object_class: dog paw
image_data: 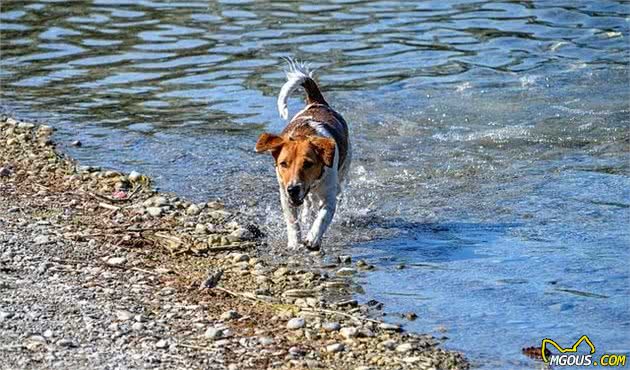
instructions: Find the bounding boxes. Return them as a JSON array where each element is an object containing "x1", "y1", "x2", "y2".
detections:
[{"x1": 302, "y1": 240, "x2": 320, "y2": 251}]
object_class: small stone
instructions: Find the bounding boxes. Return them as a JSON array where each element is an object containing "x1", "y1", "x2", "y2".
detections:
[
  {"x1": 128, "y1": 171, "x2": 142, "y2": 181},
  {"x1": 396, "y1": 264, "x2": 405, "y2": 270},
  {"x1": 71, "y1": 140, "x2": 82, "y2": 147},
  {"x1": 395, "y1": 343, "x2": 415, "y2": 353},
  {"x1": 259, "y1": 337, "x2": 274, "y2": 345},
  {"x1": 195, "y1": 223, "x2": 207, "y2": 234},
  {"x1": 146, "y1": 207, "x2": 162, "y2": 217},
  {"x1": 336, "y1": 267, "x2": 356, "y2": 276},
  {"x1": 115, "y1": 310, "x2": 133, "y2": 321},
  {"x1": 378, "y1": 323, "x2": 401, "y2": 331},
  {"x1": 204, "y1": 327, "x2": 223, "y2": 340},
  {"x1": 199, "y1": 269, "x2": 223, "y2": 289},
  {"x1": 155, "y1": 339, "x2": 168, "y2": 349},
  {"x1": 381, "y1": 339, "x2": 397, "y2": 350},
  {"x1": 273, "y1": 267, "x2": 289, "y2": 277},
  {"x1": 0, "y1": 311, "x2": 13, "y2": 322},
  {"x1": 231, "y1": 253, "x2": 249, "y2": 263},
  {"x1": 230, "y1": 227, "x2": 253, "y2": 240},
  {"x1": 34, "y1": 235, "x2": 52, "y2": 245},
  {"x1": 340, "y1": 327, "x2": 358, "y2": 339},
  {"x1": 282, "y1": 289, "x2": 315, "y2": 298},
  {"x1": 131, "y1": 322, "x2": 144, "y2": 331},
  {"x1": 17, "y1": 122, "x2": 35, "y2": 129},
  {"x1": 0, "y1": 167, "x2": 11, "y2": 177},
  {"x1": 220, "y1": 310, "x2": 240, "y2": 321},
  {"x1": 106, "y1": 257, "x2": 126, "y2": 266},
  {"x1": 322, "y1": 322, "x2": 341, "y2": 332},
  {"x1": 326, "y1": 343, "x2": 345, "y2": 353},
  {"x1": 56, "y1": 338, "x2": 77, "y2": 348},
  {"x1": 43, "y1": 329, "x2": 54, "y2": 338},
  {"x1": 287, "y1": 317, "x2": 305, "y2": 330},
  {"x1": 186, "y1": 204, "x2": 201, "y2": 215},
  {"x1": 338, "y1": 255, "x2": 352, "y2": 264},
  {"x1": 356, "y1": 259, "x2": 368, "y2": 267},
  {"x1": 404, "y1": 312, "x2": 418, "y2": 320}
]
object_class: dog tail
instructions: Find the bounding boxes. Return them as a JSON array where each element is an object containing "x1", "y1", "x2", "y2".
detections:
[{"x1": 277, "y1": 58, "x2": 328, "y2": 120}]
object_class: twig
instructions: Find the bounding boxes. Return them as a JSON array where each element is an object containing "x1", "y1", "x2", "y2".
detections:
[{"x1": 98, "y1": 202, "x2": 121, "y2": 211}]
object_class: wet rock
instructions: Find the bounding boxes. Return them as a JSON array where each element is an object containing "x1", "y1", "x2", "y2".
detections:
[
  {"x1": 336, "y1": 267, "x2": 356, "y2": 276},
  {"x1": 338, "y1": 255, "x2": 352, "y2": 264},
  {"x1": 71, "y1": 140, "x2": 82, "y2": 147},
  {"x1": 322, "y1": 322, "x2": 341, "y2": 332},
  {"x1": 340, "y1": 327, "x2": 358, "y2": 339},
  {"x1": 380, "y1": 339, "x2": 397, "y2": 350},
  {"x1": 378, "y1": 323, "x2": 401, "y2": 331},
  {"x1": 128, "y1": 171, "x2": 142, "y2": 182},
  {"x1": 287, "y1": 317, "x2": 305, "y2": 330},
  {"x1": 404, "y1": 312, "x2": 418, "y2": 320},
  {"x1": 155, "y1": 339, "x2": 168, "y2": 349},
  {"x1": 146, "y1": 207, "x2": 162, "y2": 217},
  {"x1": 326, "y1": 343, "x2": 345, "y2": 353},
  {"x1": 204, "y1": 327, "x2": 223, "y2": 340}
]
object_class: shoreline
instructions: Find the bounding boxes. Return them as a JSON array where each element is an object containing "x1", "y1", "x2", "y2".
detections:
[{"x1": 0, "y1": 116, "x2": 468, "y2": 370}]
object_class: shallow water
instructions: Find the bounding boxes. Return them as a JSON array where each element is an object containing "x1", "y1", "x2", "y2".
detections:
[{"x1": 2, "y1": 1, "x2": 629, "y2": 368}]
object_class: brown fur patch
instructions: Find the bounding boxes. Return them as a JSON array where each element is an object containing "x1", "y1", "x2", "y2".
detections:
[{"x1": 275, "y1": 138, "x2": 328, "y2": 189}]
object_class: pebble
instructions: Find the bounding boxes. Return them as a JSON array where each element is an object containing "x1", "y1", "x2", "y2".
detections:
[
  {"x1": 106, "y1": 257, "x2": 126, "y2": 266},
  {"x1": 0, "y1": 167, "x2": 11, "y2": 177},
  {"x1": 273, "y1": 267, "x2": 289, "y2": 277},
  {"x1": 204, "y1": 327, "x2": 223, "y2": 340},
  {"x1": 115, "y1": 310, "x2": 133, "y2": 321},
  {"x1": 71, "y1": 140, "x2": 82, "y2": 147},
  {"x1": 336, "y1": 267, "x2": 356, "y2": 276},
  {"x1": 186, "y1": 204, "x2": 201, "y2": 215},
  {"x1": 34, "y1": 235, "x2": 52, "y2": 245},
  {"x1": 155, "y1": 339, "x2": 168, "y2": 349},
  {"x1": 0, "y1": 311, "x2": 13, "y2": 322},
  {"x1": 195, "y1": 223, "x2": 207, "y2": 234},
  {"x1": 128, "y1": 171, "x2": 142, "y2": 181},
  {"x1": 146, "y1": 207, "x2": 163, "y2": 217},
  {"x1": 131, "y1": 322, "x2": 144, "y2": 331},
  {"x1": 282, "y1": 289, "x2": 315, "y2": 298},
  {"x1": 340, "y1": 327, "x2": 358, "y2": 339},
  {"x1": 220, "y1": 310, "x2": 240, "y2": 321},
  {"x1": 338, "y1": 255, "x2": 352, "y2": 264},
  {"x1": 378, "y1": 323, "x2": 401, "y2": 331},
  {"x1": 57, "y1": 338, "x2": 77, "y2": 348},
  {"x1": 322, "y1": 322, "x2": 341, "y2": 332},
  {"x1": 396, "y1": 343, "x2": 415, "y2": 353},
  {"x1": 381, "y1": 340, "x2": 397, "y2": 350},
  {"x1": 326, "y1": 343, "x2": 345, "y2": 353},
  {"x1": 286, "y1": 317, "x2": 305, "y2": 330},
  {"x1": 231, "y1": 253, "x2": 249, "y2": 263},
  {"x1": 43, "y1": 329, "x2": 54, "y2": 338},
  {"x1": 259, "y1": 337, "x2": 274, "y2": 346}
]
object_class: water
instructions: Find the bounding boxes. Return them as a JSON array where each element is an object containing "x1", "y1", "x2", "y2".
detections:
[{"x1": 1, "y1": 1, "x2": 629, "y2": 368}]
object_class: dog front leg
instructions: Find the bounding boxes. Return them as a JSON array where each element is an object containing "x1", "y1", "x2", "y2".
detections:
[
  {"x1": 279, "y1": 190, "x2": 301, "y2": 248},
  {"x1": 304, "y1": 196, "x2": 336, "y2": 250}
]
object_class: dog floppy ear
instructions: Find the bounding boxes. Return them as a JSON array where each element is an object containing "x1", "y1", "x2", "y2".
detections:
[
  {"x1": 310, "y1": 137, "x2": 336, "y2": 168},
  {"x1": 255, "y1": 133, "x2": 284, "y2": 153}
]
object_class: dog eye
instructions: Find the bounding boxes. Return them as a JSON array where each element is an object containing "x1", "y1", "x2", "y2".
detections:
[
  {"x1": 279, "y1": 161, "x2": 289, "y2": 168},
  {"x1": 303, "y1": 161, "x2": 314, "y2": 169}
]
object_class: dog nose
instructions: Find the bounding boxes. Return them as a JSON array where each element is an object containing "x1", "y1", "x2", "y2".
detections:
[{"x1": 287, "y1": 185, "x2": 301, "y2": 198}]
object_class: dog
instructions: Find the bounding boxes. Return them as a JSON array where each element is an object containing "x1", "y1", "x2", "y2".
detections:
[{"x1": 255, "y1": 58, "x2": 351, "y2": 251}]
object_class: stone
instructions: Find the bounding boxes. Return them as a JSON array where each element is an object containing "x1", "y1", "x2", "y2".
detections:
[
  {"x1": 395, "y1": 343, "x2": 415, "y2": 353},
  {"x1": 204, "y1": 327, "x2": 223, "y2": 340},
  {"x1": 43, "y1": 329, "x2": 54, "y2": 338},
  {"x1": 186, "y1": 204, "x2": 201, "y2": 215},
  {"x1": 326, "y1": 343, "x2": 345, "y2": 353},
  {"x1": 381, "y1": 339, "x2": 397, "y2": 350},
  {"x1": 0, "y1": 167, "x2": 11, "y2": 177},
  {"x1": 287, "y1": 317, "x2": 305, "y2": 330},
  {"x1": 282, "y1": 289, "x2": 316, "y2": 298},
  {"x1": 322, "y1": 322, "x2": 341, "y2": 332},
  {"x1": 336, "y1": 267, "x2": 356, "y2": 276},
  {"x1": 404, "y1": 312, "x2": 418, "y2": 320},
  {"x1": 131, "y1": 322, "x2": 144, "y2": 331},
  {"x1": 56, "y1": 338, "x2": 77, "y2": 348},
  {"x1": 199, "y1": 269, "x2": 223, "y2": 289},
  {"x1": 128, "y1": 171, "x2": 142, "y2": 181},
  {"x1": 220, "y1": 310, "x2": 240, "y2": 321},
  {"x1": 33, "y1": 235, "x2": 52, "y2": 245},
  {"x1": 146, "y1": 207, "x2": 162, "y2": 217},
  {"x1": 195, "y1": 223, "x2": 207, "y2": 234},
  {"x1": 231, "y1": 253, "x2": 249, "y2": 263},
  {"x1": 71, "y1": 140, "x2": 82, "y2": 147},
  {"x1": 378, "y1": 323, "x2": 401, "y2": 331},
  {"x1": 106, "y1": 257, "x2": 126, "y2": 266},
  {"x1": 340, "y1": 327, "x2": 358, "y2": 339},
  {"x1": 274, "y1": 267, "x2": 289, "y2": 277},
  {"x1": 230, "y1": 227, "x2": 253, "y2": 240},
  {"x1": 155, "y1": 339, "x2": 168, "y2": 349},
  {"x1": 0, "y1": 311, "x2": 13, "y2": 322},
  {"x1": 259, "y1": 337, "x2": 274, "y2": 346},
  {"x1": 338, "y1": 255, "x2": 352, "y2": 264},
  {"x1": 115, "y1": 310, "x2": 133, "y2": 321}
]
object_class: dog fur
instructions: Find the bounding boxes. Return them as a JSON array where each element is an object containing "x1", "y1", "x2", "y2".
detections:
[{"x1": 255, "y1": 58, "x2": 351, "y2": 251}]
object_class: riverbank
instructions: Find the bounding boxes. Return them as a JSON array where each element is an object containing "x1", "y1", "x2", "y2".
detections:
[{"x1": 0, "y1": 116, "x2": 468, "y2": 370}]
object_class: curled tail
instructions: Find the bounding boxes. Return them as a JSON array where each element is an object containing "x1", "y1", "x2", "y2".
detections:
[{"x1": 277, "y1": 58, "x2": 328, "y2": 120}]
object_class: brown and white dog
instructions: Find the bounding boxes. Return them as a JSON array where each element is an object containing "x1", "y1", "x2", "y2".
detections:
[{"x1": 255, "y1": 58, "x2": 351, "y2": 251}]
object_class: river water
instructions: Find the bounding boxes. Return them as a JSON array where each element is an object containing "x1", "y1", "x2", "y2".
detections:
[{"x1": 2, "y1": 1, "x2": 629, "y2": 368}]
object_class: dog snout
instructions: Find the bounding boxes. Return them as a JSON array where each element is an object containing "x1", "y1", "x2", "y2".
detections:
[{"x1": 287, "y1": 185, "x2": 301, "y2": 200}]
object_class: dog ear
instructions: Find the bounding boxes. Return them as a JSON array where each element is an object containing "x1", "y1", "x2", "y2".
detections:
[
  {"x1": 255, "y1": 133, "x2": 284, "y2": 153},
  {"x1": 310, "y1": 137, "x2": 336, "y2": 168}
]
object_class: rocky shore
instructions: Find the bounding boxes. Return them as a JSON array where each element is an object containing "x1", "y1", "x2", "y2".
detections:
[{"x1": 0, "y1": 117, "x2": 468, "y2": 370}]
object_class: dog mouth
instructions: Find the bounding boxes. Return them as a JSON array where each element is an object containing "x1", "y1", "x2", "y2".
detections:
[{"x1": 288, "y1": 187, "x2": 310, "y2": 207}]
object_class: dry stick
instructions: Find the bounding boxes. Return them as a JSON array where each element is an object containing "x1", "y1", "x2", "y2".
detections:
[
  {"x1": 98, "y1": 202, "x2": 121, "y2": 211},
  {"x1": 215, "y1": 287, "x2": 385, "y2": 326}
]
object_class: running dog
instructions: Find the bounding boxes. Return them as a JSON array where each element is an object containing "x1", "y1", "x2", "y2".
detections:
[{"x1": 255, "y1": 59, "x2": 351, "y2": 251}]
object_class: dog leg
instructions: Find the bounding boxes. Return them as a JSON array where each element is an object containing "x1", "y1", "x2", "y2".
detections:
[
  {"x1": 279, "y1": 189, "x2": 301, "y2": 249},
  {"x1": 304, "y1": 195, "x2": 336, "y2": 250}
]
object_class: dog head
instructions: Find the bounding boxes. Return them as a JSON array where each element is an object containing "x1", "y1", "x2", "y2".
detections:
[{"x1": 256, "y1": 133, "x2": 335, "y2": 206}]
